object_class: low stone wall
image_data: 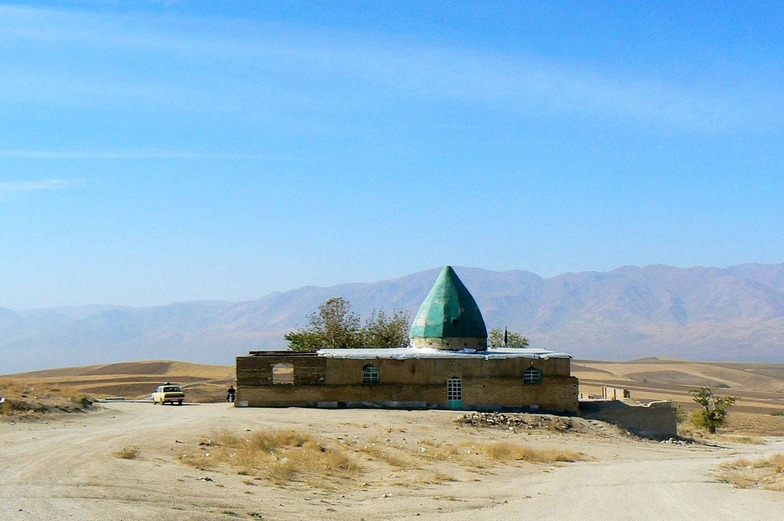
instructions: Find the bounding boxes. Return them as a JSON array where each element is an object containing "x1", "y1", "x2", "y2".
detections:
[{"x1": 579, "y1": 399, "x2": 678, "y2": 439}]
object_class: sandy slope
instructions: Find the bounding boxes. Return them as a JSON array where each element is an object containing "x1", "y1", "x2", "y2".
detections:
[{"x1": 1, "y1": 403, "x2": 782, "y2": 521}]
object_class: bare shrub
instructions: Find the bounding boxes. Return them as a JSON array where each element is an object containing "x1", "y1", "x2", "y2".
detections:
[
  {"x1": 180, "y1": 427, "x2": 587, "y2": 490},
  {"x1": 474, "y1": 441, "x2": 582, "y2": 463},
  {"x1": 679, "y1": 422, "x2": 765, "y2": 445},
  {"x1": 1, "y1": 399, "x2": 14, "y2": 415},
  {"x1": 116, "y1": 446, "x2": 140, "y2": 460},
  {"x1": 714, "y1": 435, "x2": 765, "y2": 445},
  {"x1": 720, "y1": 453, "x2": 784, "y2": 491},
  {"x1": 180, "y1": 428, "x2": 362, "y2": 487},
  {"x1": 430, "y1": 472, "x2": 458, "y2": 483},
  {"x1": 356, "y1": 443, "x2": 412, "y2": 468},
  {"x1": 0, "y1": 380, "x2": 94, "y2": 416}
]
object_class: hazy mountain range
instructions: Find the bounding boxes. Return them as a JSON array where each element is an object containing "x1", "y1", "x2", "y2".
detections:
[{"x1": 2, "y1": 264, "x2": 783, "y2": 374}]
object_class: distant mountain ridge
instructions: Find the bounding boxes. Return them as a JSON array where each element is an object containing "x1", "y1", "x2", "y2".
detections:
[{"x1": 2, "y1": 263, "x2": 783, "y2": 373}]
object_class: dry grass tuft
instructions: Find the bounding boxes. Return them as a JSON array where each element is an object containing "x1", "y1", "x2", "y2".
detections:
[
  {"x1": 357, "y1": 436, "x2": 583, "y2": 472},
  {"x1": 678, "y1": 423, "x2": 765, "y2": 445},
  {"x1": 115, "y1": 446, "x2": 140, "y2": 460},
  {"x1": 0, "y1": 380, "x2": 94, "y2": 417},
  {"x1": 720, "y1": 453, "x2": 784, "y2": 491},
  {"x1": 469, "y1": 441, "x2": 583, "y2": 463},
  {"x1": 179, "y1": 428, "x2": 586, "y2": 490},
  {"x1": 179, "y1": 429, "x2": 362, "y2": 487},
  {"x1": 714, "y1": 435, "x2": 766, "y2": 445},
  {"x1": 1, "y1": 400, "x2": 15, "y2": 416},
  {"x1": 356, "y1": 443, "x2": 412, "y2": 469},
  {"x1": 430, "y1": 472, "x2": 458, "y2": 483},
  {"x1": 678, "y1": 423, "x2": 765, "y2": 444}
]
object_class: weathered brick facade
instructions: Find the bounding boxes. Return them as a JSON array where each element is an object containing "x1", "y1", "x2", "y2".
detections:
[
  {"x1": 236, "y1": 266, "x2": 579, "y2": 413},
  {"x1": 236, "y1": 351, "x2": 579, "y2": 413}
]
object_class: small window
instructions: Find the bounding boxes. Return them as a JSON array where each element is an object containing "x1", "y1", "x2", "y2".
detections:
[
  {"x1": 363, "y1": 365, "x2": 380, "y2": 384},
  {"x1": 523, "y1": 367, "x2": 542, "y2": 384},
  {"x1": 272, "y1": 363, "x2": 295, "y2": 385},
  {"x1": 447, "y1": 377, "x2": 463, "y2": 402}
]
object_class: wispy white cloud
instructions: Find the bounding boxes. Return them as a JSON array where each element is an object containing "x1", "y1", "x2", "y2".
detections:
[
  {"x1": 0, "y1": 4, "x2": 780, "y2": 134},
  {"x1": 0, "y1": 179, "x2": 72, "y2": 192},
  {"x1": 0, "y1": 149, "x2": 257, "y2": 160}
]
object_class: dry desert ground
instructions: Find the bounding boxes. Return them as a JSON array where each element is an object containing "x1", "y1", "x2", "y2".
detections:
[{"x1": 1, "y1": 358, "x2": 783, "y2": 521}]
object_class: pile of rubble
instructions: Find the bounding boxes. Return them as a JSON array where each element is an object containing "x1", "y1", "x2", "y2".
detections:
[
  {"x1": 659, "y1": 437, "x2": 691, "y2": 445},
  {"x1": 456, "y1": 412, "x2": 575, "y2": 432}
]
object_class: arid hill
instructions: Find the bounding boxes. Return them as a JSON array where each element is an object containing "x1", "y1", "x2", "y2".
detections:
[
  {"x1": 4, "y1": 357, "x2": 783, "y2": 434},
  {"x1": 1, "y1": 360, "x2": 235, "y2": 403},
  {"x1": 3, "y1": 263, "x2": 784, "y2": 373},
  {"x1": 574, "y1": 358, "x2": 784, "y2": 434}
]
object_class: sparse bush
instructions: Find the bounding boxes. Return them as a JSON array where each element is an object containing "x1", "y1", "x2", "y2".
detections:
[
  {"x1": 357, "y1": 443, "x2": 411, "y2": 468},
  {"x1": 675, "y1": 405, "x2": 687, "y2": 424},
  {"x1": 1, "y1": 399, "x2": 14, "y2": 415},
  {"x1": 179, "y1": 427, "x2": 586, "y2": 489},
  {"x1": 179, "y1": 428, "x2": 362, "y2": 487},
  {"x1": 116, "y1": 446, "x2": 140, "y2": 459},
  {"x1": 714, "y1": 435, "x2": 765, "y2": 445},
  {"x1": 690, "y1": 386, "x2": 736, "y2": 434},
  {"x1": 477, "y1": 441, "x2": 582, "y2": 463},
  {"x1": 430, "y1": 472, "x2": 457, "y2": 483},
  {"x1": 720, "y1": 453, "x2": 784, "y2": 491}
]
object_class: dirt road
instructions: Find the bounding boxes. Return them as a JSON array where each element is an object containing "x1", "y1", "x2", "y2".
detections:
[{"x1": 1, "y1": 403, "x2": 782, "y2": 520}]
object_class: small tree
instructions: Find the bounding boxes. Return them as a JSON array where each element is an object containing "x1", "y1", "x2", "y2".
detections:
[
  {"x1": 690, "y1": 386, "x2": 736, "y2": 434},
  {"x1": 488, "y1": 328, "x2": 529, "y2": 348},
  {"x1": 281, "y1": 330, "x2": 323, "y2": 352},
  {"x1": 285, "y1": 298, "x2": 410, "y2": 351},
  {"x1": 363, "y1": 309, "x2": 410, "y2": 347},
  {"x1": 285, "y1": 297, "x2": 364, "y2": 351}
]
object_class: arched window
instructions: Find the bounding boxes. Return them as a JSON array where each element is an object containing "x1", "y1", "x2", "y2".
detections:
[
  {"x1": 272, "y1": 363, "x2": 294, "y2": 385},
  {"x1": 523, "y1": 367, "x2": 542, "y2": 384},
  {"x1": 363, "y1": 365, "x2": 380, "y2": 384}
]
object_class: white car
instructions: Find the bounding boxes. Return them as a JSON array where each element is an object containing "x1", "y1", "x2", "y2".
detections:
[{"x1": 151, "y1": 384, "x2": 185, "y2": 405}]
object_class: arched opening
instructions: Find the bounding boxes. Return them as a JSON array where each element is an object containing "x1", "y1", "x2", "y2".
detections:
[
  {"x1": 363, "y1": 365, "x2": 380, "y2": 384},
  {"x1": 523, "y1": 367, "x2": 542, "y2": 384}
]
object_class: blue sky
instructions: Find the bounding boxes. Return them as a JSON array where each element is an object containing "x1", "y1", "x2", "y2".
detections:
[{"x1": 1, "y1": 1, "x2": 783, "y2": 309}]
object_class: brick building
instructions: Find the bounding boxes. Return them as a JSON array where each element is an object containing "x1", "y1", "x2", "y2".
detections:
[{"x1": 236, "y1": 266, "x2": 579, "y2": 413}]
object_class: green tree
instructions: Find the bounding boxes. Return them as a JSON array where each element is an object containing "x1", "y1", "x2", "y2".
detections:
[
  {"x1": 285, "y1": 297, "x2": 363, "y2": 351},
  {"x1": 284, "y1": 298, "x2": 410, "y2": 351},
  {"x1": 363, "y1": 309, "x2": 410, "y2": 347},
  {"x1": 488, "y1": 328, "x2": 529, "y2": 348},
  {"x1": 689, "y1": 386, "x2": 736, "y2": 434}
]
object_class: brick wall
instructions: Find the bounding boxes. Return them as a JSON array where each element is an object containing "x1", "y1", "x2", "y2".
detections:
[
  {"x1": 237, "y1": 352, "x2": 326, "y2": 386},
  {"x1": 236, "y1": 352, "x2": 579, "y2": 413}
]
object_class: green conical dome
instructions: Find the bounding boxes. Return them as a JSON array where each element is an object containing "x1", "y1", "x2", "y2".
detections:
[{"x1": 409, "y1": 266, "x2": 488, "y2": 351}]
